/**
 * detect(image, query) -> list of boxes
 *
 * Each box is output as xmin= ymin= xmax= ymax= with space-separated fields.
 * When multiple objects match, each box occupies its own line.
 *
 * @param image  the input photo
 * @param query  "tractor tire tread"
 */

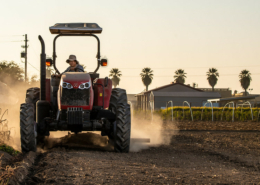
xmin=20 ymin=103 xmax=37 ymax=153
xmin=25 ymin=87 xmax=40 ymax=120
xmin=109 ymin=88 xmax=127 ymax=114
xmin=114 ymin=103 xmax=131 ymax=153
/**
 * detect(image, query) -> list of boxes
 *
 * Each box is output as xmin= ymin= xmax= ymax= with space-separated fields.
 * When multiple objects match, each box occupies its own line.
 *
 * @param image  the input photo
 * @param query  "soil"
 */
xmin=21 ymin=127 xmax=260 ymax=184
xmin=166 ymin=120 xmax=260 ymax=131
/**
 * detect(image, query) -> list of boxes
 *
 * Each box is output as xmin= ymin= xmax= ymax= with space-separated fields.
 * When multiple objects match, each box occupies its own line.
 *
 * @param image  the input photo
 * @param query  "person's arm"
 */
xmin=53 ymin=67 xmax=70 ymax=77
xmin=62 ymin=66 xmax=70 ymax=74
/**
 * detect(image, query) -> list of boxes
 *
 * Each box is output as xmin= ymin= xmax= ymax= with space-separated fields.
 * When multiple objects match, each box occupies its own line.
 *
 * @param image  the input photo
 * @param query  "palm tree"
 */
xmin=239 ymin=69 xmax=252 ymax=96
xmin=140 ymin=67 xmax=154 ymax=91
xmin=206 ymin=68 xmax=219 ymax=91
xmin=109 ymin=68 xmax=122 ymax=88
xmin=174 ymin=69 xmax=187 ymax=84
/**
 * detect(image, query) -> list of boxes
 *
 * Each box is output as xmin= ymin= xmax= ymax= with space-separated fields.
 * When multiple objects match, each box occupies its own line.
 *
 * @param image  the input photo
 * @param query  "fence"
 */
xmin=131 ymin=100 xmax=260 ymax=122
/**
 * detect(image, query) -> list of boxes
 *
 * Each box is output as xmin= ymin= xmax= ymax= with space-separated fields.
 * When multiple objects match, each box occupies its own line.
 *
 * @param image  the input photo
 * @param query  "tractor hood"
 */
xmin=61 ymin=72 xmax=91 ymax=89
xmin=58 ymin=72 xmax=94 ymax=109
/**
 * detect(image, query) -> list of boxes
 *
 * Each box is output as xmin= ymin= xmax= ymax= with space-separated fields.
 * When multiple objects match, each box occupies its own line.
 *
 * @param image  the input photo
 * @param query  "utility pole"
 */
xmin=25 ymin=34 xmax=28 ymax=81
xmin=21 ymin=34 xmax=29 ymax=81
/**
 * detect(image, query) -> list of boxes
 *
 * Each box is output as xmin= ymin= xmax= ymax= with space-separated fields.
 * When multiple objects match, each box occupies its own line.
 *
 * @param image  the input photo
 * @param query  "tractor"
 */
xmin=20 ymin=23 xmax=131 ymax=153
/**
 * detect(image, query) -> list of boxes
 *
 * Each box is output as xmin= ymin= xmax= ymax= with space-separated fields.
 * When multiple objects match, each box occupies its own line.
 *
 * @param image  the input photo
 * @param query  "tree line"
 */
xmin=0 ymin=60 xmax=253 ymax=95
xmin=109 ymin=67 xmax=252 ymax=95
xmin=0 ymin=60 xmax=53 ymax=87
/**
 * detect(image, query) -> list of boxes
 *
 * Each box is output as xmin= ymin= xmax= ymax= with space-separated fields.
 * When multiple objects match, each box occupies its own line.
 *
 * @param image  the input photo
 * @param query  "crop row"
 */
xmin=133 ymin=107 xmax=260 ymax=122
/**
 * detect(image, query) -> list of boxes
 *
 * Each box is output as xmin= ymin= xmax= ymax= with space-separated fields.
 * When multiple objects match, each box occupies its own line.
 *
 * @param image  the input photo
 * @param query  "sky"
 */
xmin=0 ymin=0 xmax=259 ymax=94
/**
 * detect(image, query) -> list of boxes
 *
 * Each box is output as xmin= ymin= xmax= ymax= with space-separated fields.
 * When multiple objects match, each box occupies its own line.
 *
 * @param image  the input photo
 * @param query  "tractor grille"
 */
xmin=67 ymin=107 xmax=83 ymax=125
xmin=61 ymin=88 xmax=90 ymax=106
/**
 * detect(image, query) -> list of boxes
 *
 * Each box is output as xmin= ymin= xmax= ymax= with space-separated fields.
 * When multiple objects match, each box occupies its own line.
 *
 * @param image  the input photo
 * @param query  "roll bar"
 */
xmin=52 ymin=34 xmax=101 ymax=74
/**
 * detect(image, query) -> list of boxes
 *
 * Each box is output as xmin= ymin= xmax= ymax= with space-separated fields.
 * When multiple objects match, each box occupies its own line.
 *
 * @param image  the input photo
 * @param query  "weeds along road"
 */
xmin=21 ymin=131 xmax=260 ymax=184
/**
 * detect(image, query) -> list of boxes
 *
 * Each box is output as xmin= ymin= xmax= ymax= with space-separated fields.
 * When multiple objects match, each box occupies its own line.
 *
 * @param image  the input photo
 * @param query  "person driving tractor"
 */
xmin=54 ymin=55 xmax=84 ymax=77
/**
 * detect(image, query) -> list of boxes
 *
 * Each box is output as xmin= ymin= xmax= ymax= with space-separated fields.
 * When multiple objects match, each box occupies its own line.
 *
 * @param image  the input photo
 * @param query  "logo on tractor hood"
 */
xmin=73 ymin=83 xmax=78 ymax=88
xmin=63 ymin=80 xmax=90 ymax=89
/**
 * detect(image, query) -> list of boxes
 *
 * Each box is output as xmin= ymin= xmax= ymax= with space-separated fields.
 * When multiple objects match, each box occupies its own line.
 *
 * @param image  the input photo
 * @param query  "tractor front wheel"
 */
xmin=20 ymin=103 xmax=37 ymax=153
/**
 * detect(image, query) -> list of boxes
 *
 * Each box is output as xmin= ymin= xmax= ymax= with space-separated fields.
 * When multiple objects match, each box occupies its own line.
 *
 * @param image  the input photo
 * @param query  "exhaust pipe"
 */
xmin=37 ymin=36 xmax=50 ymax=135
xmin=38 ymin=35 xmax=46 ymax=100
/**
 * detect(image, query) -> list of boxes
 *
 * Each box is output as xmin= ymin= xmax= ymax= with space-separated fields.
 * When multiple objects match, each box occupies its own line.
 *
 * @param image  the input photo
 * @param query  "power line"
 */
xmin=29 ymin=44 xmax=39 ymax=58
xmin=0 ymin=35 xmax=23 ymax=36
xmin=119 ymin=73 xmax=260 ymax=77
xmin=27 ymin=62 xmax=39 ymax=71
xmin=0 ymin=41 xmax=23 ymax=43
xmin=108 ymin=65 xmax=260 ymax=69
xmin=28 ymin=44 xmax=40 ymax=72
xmin=0 ymin=36 xmax=23 ymax=37
xmin=21 ymin=58 xmax=39 ymax=71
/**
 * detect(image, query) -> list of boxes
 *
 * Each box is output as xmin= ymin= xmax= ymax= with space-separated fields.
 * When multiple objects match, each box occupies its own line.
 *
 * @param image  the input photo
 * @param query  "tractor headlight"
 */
xmin=67 ymin=84 xmax=72 ymax=89
xmin=79 ymin=84 xmax=84 ymax=89
xmin=79 ymin=82 xmax=91 ymax=89
xmin=62 ymin=82 xmax=73 ymax=89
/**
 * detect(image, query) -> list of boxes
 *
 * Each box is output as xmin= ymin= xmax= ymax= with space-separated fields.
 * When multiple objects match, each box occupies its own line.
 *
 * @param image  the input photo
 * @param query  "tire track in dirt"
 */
xmin=174 ymin=132 xmax=260 ymax=171
xmin=7 ymin=152 xmax=37 ymax=185
xmin=24 ymin=152 xmax=49 ymax=184
xmin=21 ymin=131 xmax=260 ymax=184
xmin=176 ymin=136 xmax=260 ymax=171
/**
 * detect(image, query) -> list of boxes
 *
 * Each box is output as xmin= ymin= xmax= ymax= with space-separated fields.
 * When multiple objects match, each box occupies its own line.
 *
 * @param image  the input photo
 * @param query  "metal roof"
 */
xmin=151 ymin=91 xmax=221 ymax=98
xmin=49 ymin=23 xmax=102 ymax=34
xmin=143 ymin=83 xmax=203 ymax=94
xmin=208 ymin=95 xmax=259 ymax=102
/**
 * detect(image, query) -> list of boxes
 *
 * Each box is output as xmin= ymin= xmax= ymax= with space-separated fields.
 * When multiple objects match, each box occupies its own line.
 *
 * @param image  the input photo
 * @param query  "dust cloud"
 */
xmin=0 ymin=80 xmax=36 ymax=151
xmin=41 ymin=132 xmax=110 ymax=151
xmin=0 ymin=78 xmax=177 ymax=153
xmin=130 ymin=113 xmax=178 ymax=152
xmin=43 ymin=112 xmax=176 ymax=153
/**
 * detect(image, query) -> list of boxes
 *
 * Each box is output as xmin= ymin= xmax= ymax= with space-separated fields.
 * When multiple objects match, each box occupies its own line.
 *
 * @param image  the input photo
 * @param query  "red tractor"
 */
xmin=20 ymin=23 xmax=131 ymax=153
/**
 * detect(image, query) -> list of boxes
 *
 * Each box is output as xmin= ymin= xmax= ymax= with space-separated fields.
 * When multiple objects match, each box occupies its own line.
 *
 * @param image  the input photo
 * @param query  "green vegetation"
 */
xmin=0 ymin=144 xmax=20 ymax=156
xmin=0 ymin=61 xmax=24 ymax=84
xmin=135 ymin=107 xmax=260 ymax=122
xmin=0 ymin=60 xmax=40 ymax=86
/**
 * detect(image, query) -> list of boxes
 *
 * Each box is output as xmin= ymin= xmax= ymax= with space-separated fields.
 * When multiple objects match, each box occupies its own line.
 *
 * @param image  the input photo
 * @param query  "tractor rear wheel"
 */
xmin=109 ymin=88 xmax=131 ymax=153
xmin=109 ymin=88 xmax=127 ymax=114
xmin=20 ymin=103 xmax=37 ymax=153
xmin=25 ymin=87 xmax=45 ymax=142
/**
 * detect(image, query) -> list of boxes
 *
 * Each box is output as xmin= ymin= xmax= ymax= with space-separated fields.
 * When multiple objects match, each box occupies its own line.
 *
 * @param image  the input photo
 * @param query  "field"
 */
xmin=19 ymin=130 xmax=259 ymax=184
xmin=1 ymin=111 xmax=260 ymax=184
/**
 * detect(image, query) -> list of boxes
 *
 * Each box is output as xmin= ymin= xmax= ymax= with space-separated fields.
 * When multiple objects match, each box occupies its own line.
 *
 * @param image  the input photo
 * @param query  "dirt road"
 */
xmin=23 ymin=131 xmax=260 ymax=184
